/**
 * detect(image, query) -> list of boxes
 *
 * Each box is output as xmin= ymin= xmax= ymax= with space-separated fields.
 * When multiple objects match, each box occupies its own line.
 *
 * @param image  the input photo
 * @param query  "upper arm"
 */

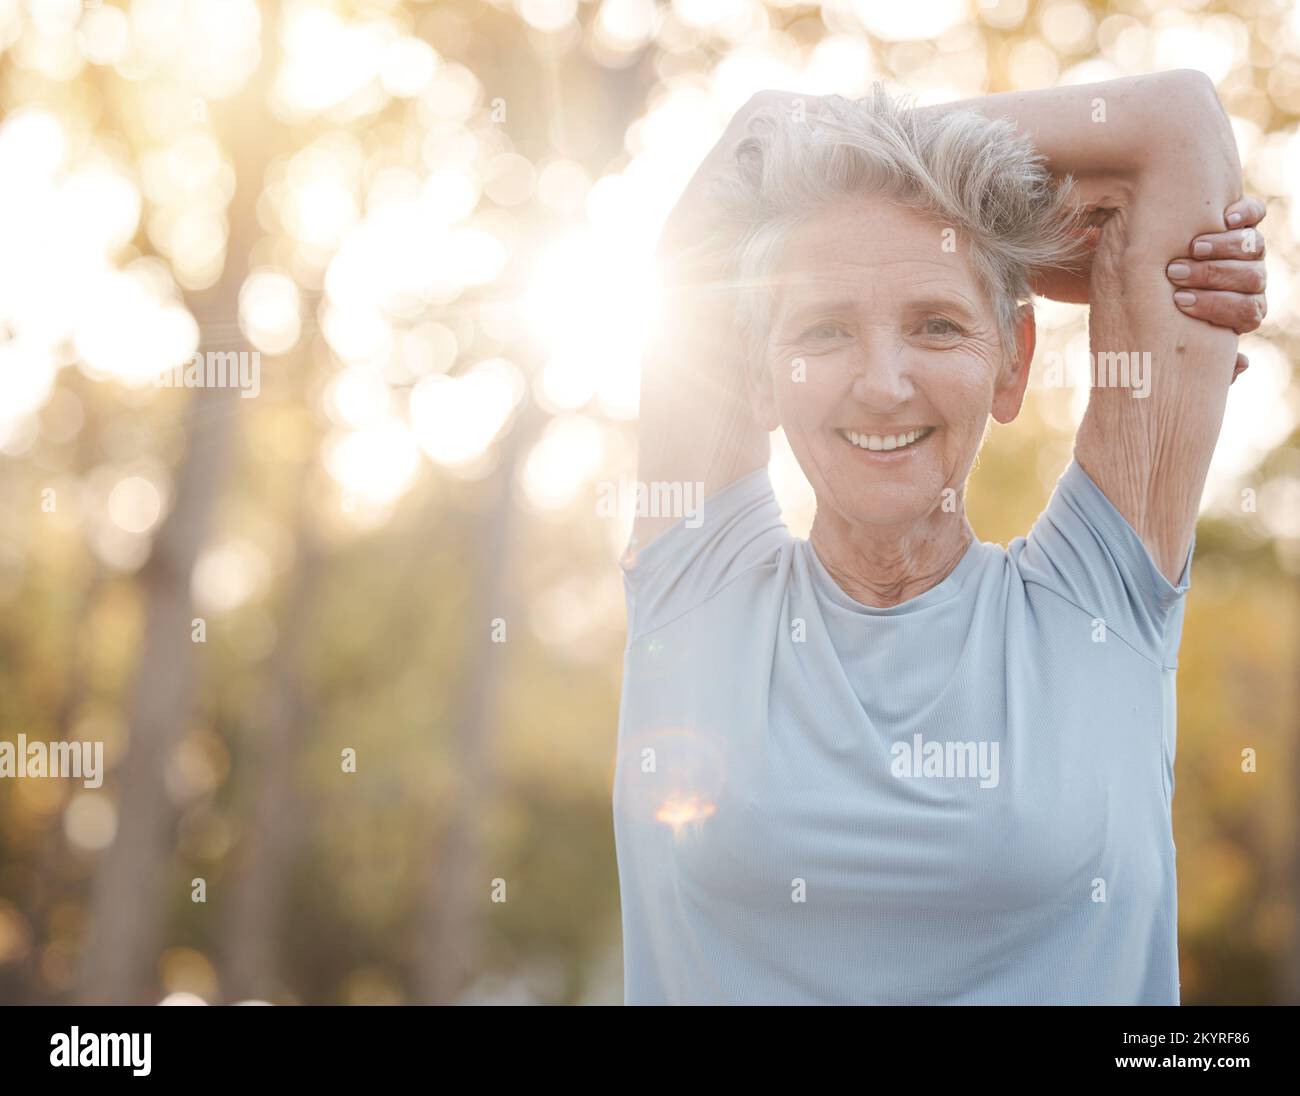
xmin=1073 ymin=70 xmax=1242 ymax=583
xmin=630 ymin=258 xmax=770 ymax=553
xmin=630 ymin=96 xmax=786 ymax=554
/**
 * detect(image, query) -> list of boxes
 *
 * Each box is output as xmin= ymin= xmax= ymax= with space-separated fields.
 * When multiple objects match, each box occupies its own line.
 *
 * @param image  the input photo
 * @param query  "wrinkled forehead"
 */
xmin=768 ymin=198 xmax=992 ymax=318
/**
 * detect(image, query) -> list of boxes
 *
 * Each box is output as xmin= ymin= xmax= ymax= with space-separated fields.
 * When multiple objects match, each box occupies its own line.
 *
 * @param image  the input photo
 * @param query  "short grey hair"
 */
xmin=707 ymin=85 xmax=1086 ymax=368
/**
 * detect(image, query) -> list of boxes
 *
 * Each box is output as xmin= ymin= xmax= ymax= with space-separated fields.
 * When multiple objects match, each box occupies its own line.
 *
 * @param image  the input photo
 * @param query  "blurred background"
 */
xmin=0 ymin=0 xmax=1296 ymax=1005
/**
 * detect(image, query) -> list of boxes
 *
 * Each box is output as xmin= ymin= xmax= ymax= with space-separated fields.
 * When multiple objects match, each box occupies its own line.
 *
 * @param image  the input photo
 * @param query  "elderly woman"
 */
xmin=613 ymin=72 xmax=1269 ymax=1005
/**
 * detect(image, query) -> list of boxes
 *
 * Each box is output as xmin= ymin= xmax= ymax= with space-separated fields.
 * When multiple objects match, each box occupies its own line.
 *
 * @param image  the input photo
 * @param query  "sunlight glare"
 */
xmin=526 ymin=230 xmax=660 ymax=419
xmin=409 ymin=358 xmax=525 ymax=468
xmin=520 ymin=414 xmax=606 ymax=509
xmin=324 ymin=419 xmax=421 ymax=505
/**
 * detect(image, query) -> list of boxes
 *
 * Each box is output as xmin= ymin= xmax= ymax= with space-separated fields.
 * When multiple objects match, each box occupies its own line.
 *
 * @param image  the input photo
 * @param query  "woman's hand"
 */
xmin=1035 ymin=195 xmax=1266 ymax=384
xmin=1165 ymin=195 xmax=1267 ymax=383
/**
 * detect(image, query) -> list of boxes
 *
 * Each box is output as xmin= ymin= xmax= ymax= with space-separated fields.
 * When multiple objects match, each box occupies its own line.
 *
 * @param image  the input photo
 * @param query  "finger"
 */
xmin=1231 ymin=353 xmax=1249 ymax=384
xmin=1172 ymin=289 xmax=1267 ymax=334
xmin=1224 ymin=196 xmax=1268 ymax=229
xmin=1189 ymin=227 xmax=1266 ymax=260
xmin=1167 ymin=257 xmax=1266 ymax=293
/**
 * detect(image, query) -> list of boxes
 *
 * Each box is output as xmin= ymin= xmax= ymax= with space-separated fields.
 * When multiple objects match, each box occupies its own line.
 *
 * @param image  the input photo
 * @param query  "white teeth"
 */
xmin=840 ymin=427 xmax=931 ymax=452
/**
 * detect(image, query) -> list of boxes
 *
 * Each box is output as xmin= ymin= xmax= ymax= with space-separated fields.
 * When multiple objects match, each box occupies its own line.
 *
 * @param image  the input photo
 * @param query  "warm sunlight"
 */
xmin=525 ymin=229 xmax=661 ymax=421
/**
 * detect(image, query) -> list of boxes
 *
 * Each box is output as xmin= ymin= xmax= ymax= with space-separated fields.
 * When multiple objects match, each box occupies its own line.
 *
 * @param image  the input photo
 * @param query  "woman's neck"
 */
xmin=809 ymin=508 xmax=975 ymax=609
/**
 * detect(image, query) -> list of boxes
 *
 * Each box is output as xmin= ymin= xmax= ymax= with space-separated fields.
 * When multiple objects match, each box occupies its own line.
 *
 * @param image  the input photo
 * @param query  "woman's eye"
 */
xmin=803 ymin=322 xmax=845 ymax=341
xmin=921 ymin=317 xmax=961 ymax=338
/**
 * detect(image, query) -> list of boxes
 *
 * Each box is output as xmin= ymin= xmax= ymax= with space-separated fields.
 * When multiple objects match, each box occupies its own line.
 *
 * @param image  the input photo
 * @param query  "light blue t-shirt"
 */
xmin=613 ymin=459 xmax=1192 ymax=1005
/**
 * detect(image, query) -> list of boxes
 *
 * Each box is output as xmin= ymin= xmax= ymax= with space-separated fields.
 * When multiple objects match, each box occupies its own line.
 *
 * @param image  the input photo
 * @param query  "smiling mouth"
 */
xmin=837 ymin=426 xmax=935 ymax=453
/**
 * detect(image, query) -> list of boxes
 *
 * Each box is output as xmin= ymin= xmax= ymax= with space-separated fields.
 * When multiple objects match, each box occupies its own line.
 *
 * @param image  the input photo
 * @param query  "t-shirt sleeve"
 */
xmin=619 ymin=467 xmax=790 ymax=643
xmin=1015 ymin=457 xmax=1193 ymax=668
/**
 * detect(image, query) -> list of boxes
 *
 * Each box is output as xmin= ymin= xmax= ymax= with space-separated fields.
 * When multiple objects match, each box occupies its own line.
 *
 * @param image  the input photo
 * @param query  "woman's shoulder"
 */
xmin=620 ymin=466 xmax=793 ymax=644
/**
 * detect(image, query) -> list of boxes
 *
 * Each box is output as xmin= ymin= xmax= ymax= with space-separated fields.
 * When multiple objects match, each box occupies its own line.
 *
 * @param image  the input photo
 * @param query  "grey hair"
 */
xmin=706 ymin=84 xmax=1087 ymax=369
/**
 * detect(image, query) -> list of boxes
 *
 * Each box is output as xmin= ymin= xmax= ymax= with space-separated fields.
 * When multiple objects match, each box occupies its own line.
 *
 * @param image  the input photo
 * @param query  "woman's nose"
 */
xmin=849 ymin=337 xmax=913 ymax=411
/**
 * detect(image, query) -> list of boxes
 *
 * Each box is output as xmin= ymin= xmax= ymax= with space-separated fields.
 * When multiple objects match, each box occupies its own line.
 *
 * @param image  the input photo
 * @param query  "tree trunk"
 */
xmin=219 ymin=494 xmax=321 ymax=1003
xmin=76 ymin=12 xmax=280 ymax=1005
xmin=414 ymin=401 xmax=542 ymax=1004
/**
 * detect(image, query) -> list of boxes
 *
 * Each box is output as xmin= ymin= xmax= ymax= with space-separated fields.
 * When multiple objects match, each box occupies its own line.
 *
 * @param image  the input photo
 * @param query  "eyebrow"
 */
xmin=776 ymin=291 xmax=980 ymax=327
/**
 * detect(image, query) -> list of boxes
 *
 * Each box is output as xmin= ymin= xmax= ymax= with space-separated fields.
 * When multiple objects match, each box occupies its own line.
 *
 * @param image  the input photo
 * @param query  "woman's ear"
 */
xmin=991 ymin=304 xmax=1036 ymax=425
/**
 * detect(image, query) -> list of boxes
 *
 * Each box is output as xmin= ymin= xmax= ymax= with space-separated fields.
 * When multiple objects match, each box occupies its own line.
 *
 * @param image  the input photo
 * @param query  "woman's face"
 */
xmin=750 ymin=197 xmax=1033 ymax=532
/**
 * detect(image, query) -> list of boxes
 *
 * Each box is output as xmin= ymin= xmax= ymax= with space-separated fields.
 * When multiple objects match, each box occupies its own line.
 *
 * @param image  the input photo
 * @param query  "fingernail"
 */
xmin=1227 ymin=212 xmax=1242 ymax=225
xmin=1167 ymin=262 xmax=1191 ymax=279
xmin=1174 ymin=290 xmax=1196 ymax=307
xmin=1193 ymin=241 xmax=1212 ymax=257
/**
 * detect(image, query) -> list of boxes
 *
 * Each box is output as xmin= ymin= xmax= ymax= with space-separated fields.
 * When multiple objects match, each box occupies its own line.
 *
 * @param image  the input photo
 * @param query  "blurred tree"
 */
xmin=220 ymin=481 xmax=321 ymax=1003
xmin=77 ymin=5 xmax=283 ymax=1005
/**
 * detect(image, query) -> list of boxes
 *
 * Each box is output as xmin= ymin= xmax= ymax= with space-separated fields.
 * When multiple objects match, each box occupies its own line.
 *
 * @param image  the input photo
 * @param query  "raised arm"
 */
xmin=631 ymin=97 xmax=783 ymax=552
xmin=1077 ymin=73 xmax=1241 ymax=583
xmin=942 ymin=71 xmax=1247 ymax=582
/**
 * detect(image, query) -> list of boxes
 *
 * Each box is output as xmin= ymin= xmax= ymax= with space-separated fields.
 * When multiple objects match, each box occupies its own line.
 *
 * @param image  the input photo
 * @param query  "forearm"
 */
xmin=927 ymin=71 xmax=1229 ymax=201
xmin=922 ymin=71 xmax=1241 ymax=302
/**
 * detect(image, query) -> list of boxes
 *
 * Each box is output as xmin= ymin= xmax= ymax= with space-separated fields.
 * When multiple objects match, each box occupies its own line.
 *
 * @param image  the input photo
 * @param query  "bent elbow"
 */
xmin=1115 ymin=71 xmax=1242 ymax=248
xmin=1151 ymin=70 xmax=1241 ymax=188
